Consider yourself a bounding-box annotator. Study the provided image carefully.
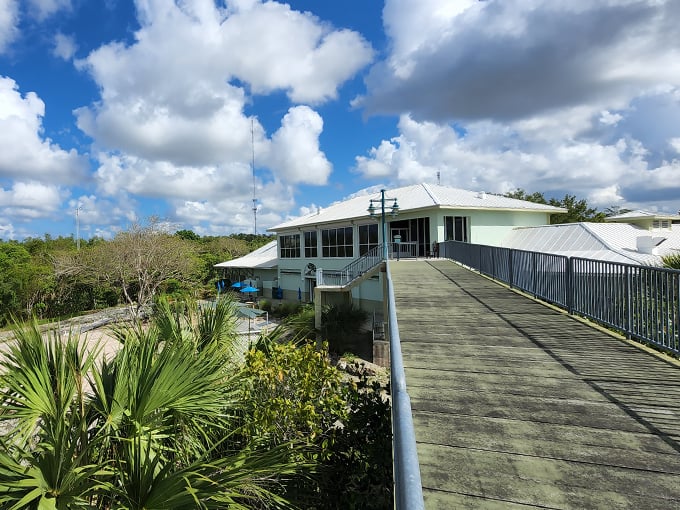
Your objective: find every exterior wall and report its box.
[469,210,552,246]
[274,207,554,301]
[430,209,553,247]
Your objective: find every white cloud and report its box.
[71,0,369,233]
[363,0,680,122]
[267,106,332,185]
[26,0,72,21]
[0,77,88,184]
[219,1,374,103]
[355,113,678,210]
[0,181,66,219]
[53,32,77,60]
[0,0,19,54]
[353,0,680,215]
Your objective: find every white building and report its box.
[216,183,565,310]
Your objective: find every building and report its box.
[216,183,565,310]
[501,210,680,265]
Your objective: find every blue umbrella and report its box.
[240,286,259,294]
[231,281,245,288]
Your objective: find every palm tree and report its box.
[0,297,308,509]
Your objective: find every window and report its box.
[652,220,671,230]
[304,231,317,257]
[358,224,378,255]
[280,234,300,258]
[321,226,353,257]
[444,216,469,242]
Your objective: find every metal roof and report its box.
[502,223,680,265]
[214,240,278,269]
[605,209,680,222]
[269,183,566,231]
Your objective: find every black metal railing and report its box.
[441,240,680,355]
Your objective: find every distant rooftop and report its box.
[605,209,680,222]
[270,183,566,231]
[214,240,278,270]
[502,222,680,265]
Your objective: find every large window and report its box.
[304,231,317,257]
[358,224,379,255]
[445,216,469,242]
[321,226,353,258]
[280,234,300,258]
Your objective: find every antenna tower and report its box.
[437,170,441,185]
[251,119,258,234]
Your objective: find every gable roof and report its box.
[605,210,680,222]
[214,240,278,270]
[502,223,680,265]
[269,183,565,231]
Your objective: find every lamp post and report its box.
[368,189,399,260]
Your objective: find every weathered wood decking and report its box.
[391,259,680,509]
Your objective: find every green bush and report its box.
[241,338,393,508]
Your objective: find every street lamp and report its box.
[368,189,399,260]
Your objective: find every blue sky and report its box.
[1,0,680,241]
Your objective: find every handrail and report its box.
[316,245,384,287]
[441,240,680,355]
[386,261,425,509]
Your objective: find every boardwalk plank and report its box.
[391,260,680,509]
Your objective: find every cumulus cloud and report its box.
[75,0,372,165]
[353,0,680,215]
[267,106,332,185]
[53,32,77,60]
[362,0,680,122]
[0,77,88,184]
[71,0,369,232]
[355,113,678,210]
[0,181,66,219]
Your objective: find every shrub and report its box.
[241,338,393,508]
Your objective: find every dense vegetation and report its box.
[0,297,393,509]
[0,220,273,326]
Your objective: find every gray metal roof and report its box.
[605,209,680,222]
[269,183,565,231]
[502,223,680,265]
[214,240,278,269]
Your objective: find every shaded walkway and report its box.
[391,260,680,509]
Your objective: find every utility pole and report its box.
[75,204,82,250]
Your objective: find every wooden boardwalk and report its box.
[390,259,680,509]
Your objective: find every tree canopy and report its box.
[504,189,607,224]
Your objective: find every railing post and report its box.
[566,257,573,314]
[626,265,633,339]
[508,249,514,289]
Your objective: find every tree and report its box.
[503,189,548,204]
[548,194,606,224]
[55,218,199,315]
[504,189,606,224]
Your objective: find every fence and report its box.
[441,240,680,355]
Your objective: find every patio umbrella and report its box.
[231,281,245,288]
[240,286,259,294]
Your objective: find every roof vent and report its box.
[636,236,665,255]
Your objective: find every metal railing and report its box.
[386,261,425,509]
[441,241,680,355]
[390,241,418,259]
[316,245,384,287]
